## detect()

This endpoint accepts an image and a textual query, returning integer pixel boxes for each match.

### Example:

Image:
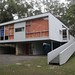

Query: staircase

[47,36,75,65]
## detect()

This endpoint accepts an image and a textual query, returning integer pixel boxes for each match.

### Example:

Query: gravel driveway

[0,54,41,64]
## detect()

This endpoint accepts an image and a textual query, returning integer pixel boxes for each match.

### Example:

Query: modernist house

[0,13,75,65]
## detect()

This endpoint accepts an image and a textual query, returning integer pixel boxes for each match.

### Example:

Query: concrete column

[16,43,19,55]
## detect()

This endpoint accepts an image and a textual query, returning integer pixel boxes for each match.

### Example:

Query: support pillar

[16,43,19,55]
[51,41,53,51]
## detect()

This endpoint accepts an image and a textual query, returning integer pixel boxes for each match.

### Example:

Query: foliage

[0,0,34,23]
[63,0,75,36]
[0,0,66,23]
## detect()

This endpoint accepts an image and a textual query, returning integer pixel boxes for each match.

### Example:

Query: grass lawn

[0,54,75,75]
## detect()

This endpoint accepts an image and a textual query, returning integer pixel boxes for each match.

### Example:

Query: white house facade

[0,13,74,65]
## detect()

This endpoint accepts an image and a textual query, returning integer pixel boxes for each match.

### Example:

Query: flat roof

[0,12,68,29]
[0,13,50,26]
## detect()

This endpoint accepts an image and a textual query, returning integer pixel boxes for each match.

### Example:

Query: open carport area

[0,40,61,56]
[0,44,16,55]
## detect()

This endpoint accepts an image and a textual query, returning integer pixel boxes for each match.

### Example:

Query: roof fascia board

[0,13,50,26]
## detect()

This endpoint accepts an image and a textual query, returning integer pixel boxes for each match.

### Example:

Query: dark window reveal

[15,27,24,32]
[0,37,4,40]
[62,30,67,40]
[5,36,8,40]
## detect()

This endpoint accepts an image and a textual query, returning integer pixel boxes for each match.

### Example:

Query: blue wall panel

[1,30,4,37]
[0,26,4,37]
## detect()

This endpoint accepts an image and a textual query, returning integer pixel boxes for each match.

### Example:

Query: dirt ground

[0,54,42,64]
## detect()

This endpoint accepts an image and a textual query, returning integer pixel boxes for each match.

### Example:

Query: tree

[0,0,33,23]
[66,0,75,5]
[41,0,67,23]
[62,0,75,36]
[0,0,13,23]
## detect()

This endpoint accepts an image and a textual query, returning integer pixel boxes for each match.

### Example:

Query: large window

[15,27,24,32]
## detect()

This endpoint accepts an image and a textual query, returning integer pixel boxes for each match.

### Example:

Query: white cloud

[60,0,66,3]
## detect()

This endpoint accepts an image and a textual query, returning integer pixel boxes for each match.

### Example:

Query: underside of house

[0,40,63,55]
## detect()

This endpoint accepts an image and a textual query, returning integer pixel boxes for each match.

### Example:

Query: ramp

[47,36,75,65]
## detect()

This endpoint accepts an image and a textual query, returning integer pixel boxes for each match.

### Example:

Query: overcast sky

[60,0,66,3]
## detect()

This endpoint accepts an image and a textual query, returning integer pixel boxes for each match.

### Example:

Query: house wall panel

[26,17,49,38]
[5,30,9,36]
[31,19,48,32]
[9,35,14,40]
[14,22,25,40]
[9,24,14,28]
[9,28,14,35]
[26,25,31,33]
[5,24,14,40]
[5,25,9,36]
[41,31,49,37]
